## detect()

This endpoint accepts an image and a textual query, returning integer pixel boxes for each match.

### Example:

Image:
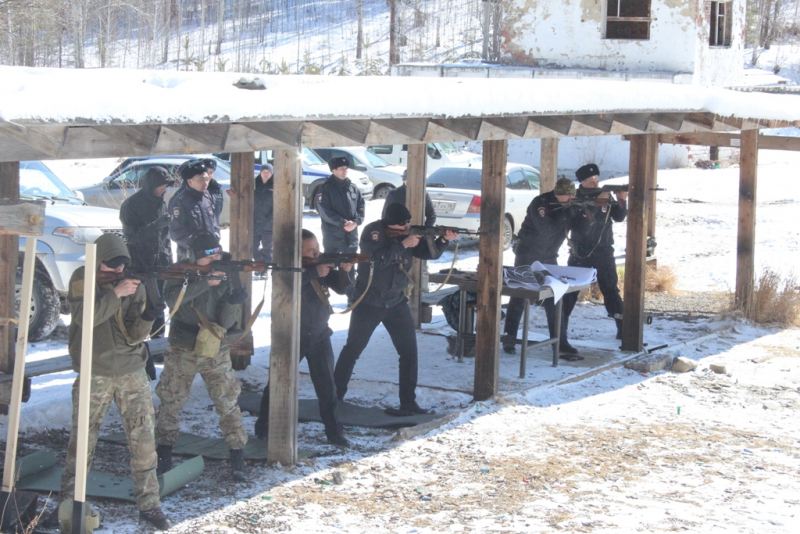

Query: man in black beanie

[168,159,220,261]
[562,163,628,339]
[333,203,458,416]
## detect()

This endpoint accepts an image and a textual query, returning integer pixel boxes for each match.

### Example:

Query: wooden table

[429,271,590,377]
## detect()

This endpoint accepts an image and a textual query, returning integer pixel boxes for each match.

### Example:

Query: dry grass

[737,268,800,327]
[579,265,678,302]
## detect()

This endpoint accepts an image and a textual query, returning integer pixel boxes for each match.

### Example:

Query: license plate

[433,201,456,212]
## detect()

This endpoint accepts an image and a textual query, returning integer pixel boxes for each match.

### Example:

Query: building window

[606,0,652,40]
[709,1,732,47]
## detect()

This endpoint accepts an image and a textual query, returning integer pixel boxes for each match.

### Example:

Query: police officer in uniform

[503,178,581,359]
[202,158,224,226]
[316,156,365,254]
[168,160,220,261]
[333,203,457,416]
[253,163,274,279]
[562,163,628,339]
[254,229,351,447]
[381,169,437,227]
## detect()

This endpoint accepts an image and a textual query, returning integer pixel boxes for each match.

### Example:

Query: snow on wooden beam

[430,118,483,140]
[310,120,371,144]
[244,121,304,147]
[372,119,429,141]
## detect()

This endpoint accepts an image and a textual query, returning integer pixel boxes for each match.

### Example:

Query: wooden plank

[311,120,371,144]
[759,135,800,151]
[614,114,651,132]
[484,117,529,137]
[166,123,230,151]
[539,138,558,193]
[372,119,429,141]
[650,113,684,132]
[89,125,160,154]
[528,116,572,136]
[0,136,53,162]
[225,124,291,152]
[0,121,66,157]
[646,136,658,239]
[0,200,45,236]
[302,122,362,148]
[430,118,483,140]
[406,144,427,329]
[473,140,507,401]
[684,112,716,130]
[423,121,478,143]
[229,152,255,370]
[735,129,758,311]
[0,162,19,376]
[653,132,740,147]
[621,135,657,352]
[267,148,303,466]
[60,126,152,159]
[572,114,615,133]
[244,122,304,147]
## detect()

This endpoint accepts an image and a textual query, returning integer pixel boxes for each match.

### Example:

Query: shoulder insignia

[71,279,84,298]
[371,231,380,242]
[173,207,180,218]
[601,205,608,213]
[317,193,323,204]
[537,206,547,217]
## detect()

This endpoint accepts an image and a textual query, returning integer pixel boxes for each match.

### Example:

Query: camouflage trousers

[61,369,160,512]
[155,345,247,450]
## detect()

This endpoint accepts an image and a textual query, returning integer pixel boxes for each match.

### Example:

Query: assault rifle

[599,184,628,193]
[178,259,304,304]
[552,195,622,226]
[384,225,480,256]
[302,253,372,268]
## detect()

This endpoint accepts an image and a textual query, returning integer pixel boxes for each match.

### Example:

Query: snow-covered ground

[3,148,799,532]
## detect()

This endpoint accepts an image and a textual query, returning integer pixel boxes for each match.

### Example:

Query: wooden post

[73,243,97,534]
[406,144,427,328]
[0,162,19,376]
[736,129,758,311]
[621,135,657,352]
[709,146,719,161]
[646,139,658,239]
[267,148,303,466]
[229,152,255,370]
[539,138,558,193]
[473,139,507,401]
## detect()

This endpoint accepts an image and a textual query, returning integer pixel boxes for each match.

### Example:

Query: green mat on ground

[12,449,203,503]
[99,432,315,460]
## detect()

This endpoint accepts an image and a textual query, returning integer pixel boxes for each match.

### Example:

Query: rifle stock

[95,266,228,285]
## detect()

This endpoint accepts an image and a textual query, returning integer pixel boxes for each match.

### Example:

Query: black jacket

[253,175,274,236]
[316,175,365,253]
[568,185,627,249]
[207,179,224,226]
[381,185,437,227]
[353,220,448,309]
[119,172,171,268]
[514,191,578,263]
[301,267,351,352]
[168,184,220,249]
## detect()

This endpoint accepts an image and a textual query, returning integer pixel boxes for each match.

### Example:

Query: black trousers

[503,254,569,343]
[562,246,624,325]
[253,233,273,263]
[334,301,418,407]
[255,336,339,435]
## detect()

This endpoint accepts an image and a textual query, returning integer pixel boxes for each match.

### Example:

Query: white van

[367,143,481,177]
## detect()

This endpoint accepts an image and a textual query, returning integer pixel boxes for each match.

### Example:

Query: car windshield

[436,142,461,154]
[302,148,326,166]
[427,167,482,190]
[19,161,82,202]
[363,150,390,168]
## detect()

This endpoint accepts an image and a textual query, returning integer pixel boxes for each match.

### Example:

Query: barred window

[606,0,652,40]
[709,1,732,47]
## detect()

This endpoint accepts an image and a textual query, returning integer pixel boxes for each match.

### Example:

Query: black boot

[254,416,268,440]
[229,449,248,482]
[156,444,172,476]
[139,506,172,530]
[615,318,623,340]
[325,426,351,448]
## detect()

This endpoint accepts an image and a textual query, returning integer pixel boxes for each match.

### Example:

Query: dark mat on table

[99,431,315,460]
[238,391,442,429]
[12,449,203,502]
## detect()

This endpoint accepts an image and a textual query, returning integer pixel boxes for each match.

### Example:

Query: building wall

[694,0,745,85]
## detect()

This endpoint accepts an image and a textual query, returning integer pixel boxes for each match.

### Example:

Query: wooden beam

[228,152,255,370]
[758,135,800,151]
[372,119,429,141]
[646,136,658,239]
[310,120,371,144]
[614,114,651,132]
[0,162,19,375]
[572,114,615,133]
[0,121,66,157]
[473,139,507,401]
[244,122,303,147]
[267,148,303,466]
[165,123,230,151]
[735,129,758,311]
[406,144,427,329]
[650,113,684,132]
[0,200,45,236]
[90,125,160,154]
[621,134,657,352]
[528,116,572,136]
[539,138,558,193]
[652,132,741,147]
[430,118,483,140]
[484,117,529,138]
[684,113,716,130]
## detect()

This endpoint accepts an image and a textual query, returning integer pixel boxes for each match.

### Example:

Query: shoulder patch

[317,193,323,204]
[71,279,84,298]
[371,231,380,242]
[173,207,180,218]
[601,205,608,213]
[537,206,547,217]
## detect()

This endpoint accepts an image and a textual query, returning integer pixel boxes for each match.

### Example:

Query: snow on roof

[1,66,798,126]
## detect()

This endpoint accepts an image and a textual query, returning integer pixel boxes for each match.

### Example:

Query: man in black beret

[168,160,220,261]
[333,203,458,416]
[562,163,628,339]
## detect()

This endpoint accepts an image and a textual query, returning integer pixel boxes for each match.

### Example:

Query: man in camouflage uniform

[154,231,248,482]
[60,233,170,530]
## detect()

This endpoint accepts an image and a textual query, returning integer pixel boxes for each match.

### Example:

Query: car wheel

[15,270,61,342]
[502,216,514,251]
[373,185,395,200]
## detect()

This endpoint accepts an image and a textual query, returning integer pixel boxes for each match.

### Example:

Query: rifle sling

[400,242,459,293]
[191,304,226,341]
[311,263,374,315]
[149,279,188,340]
[567,203,612,261]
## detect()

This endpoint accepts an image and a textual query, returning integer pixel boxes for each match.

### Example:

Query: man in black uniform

[254,229,351,446]
[316,156,365,254]
[334,203,457,416]
[168,160,220,260]
[503,178,581,359]
[562,163,628,339]
[253,163,274,280]
[202,158,225,226]
[381,169,437,227]
[119,166,174,337]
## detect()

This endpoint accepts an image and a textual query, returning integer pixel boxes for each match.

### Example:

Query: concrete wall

[694,0,745,85]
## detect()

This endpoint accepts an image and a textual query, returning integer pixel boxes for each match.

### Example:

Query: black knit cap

[328,156,349,172]
[576,163,600,182]
[189,231,222,259]
[383,202,412,226]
